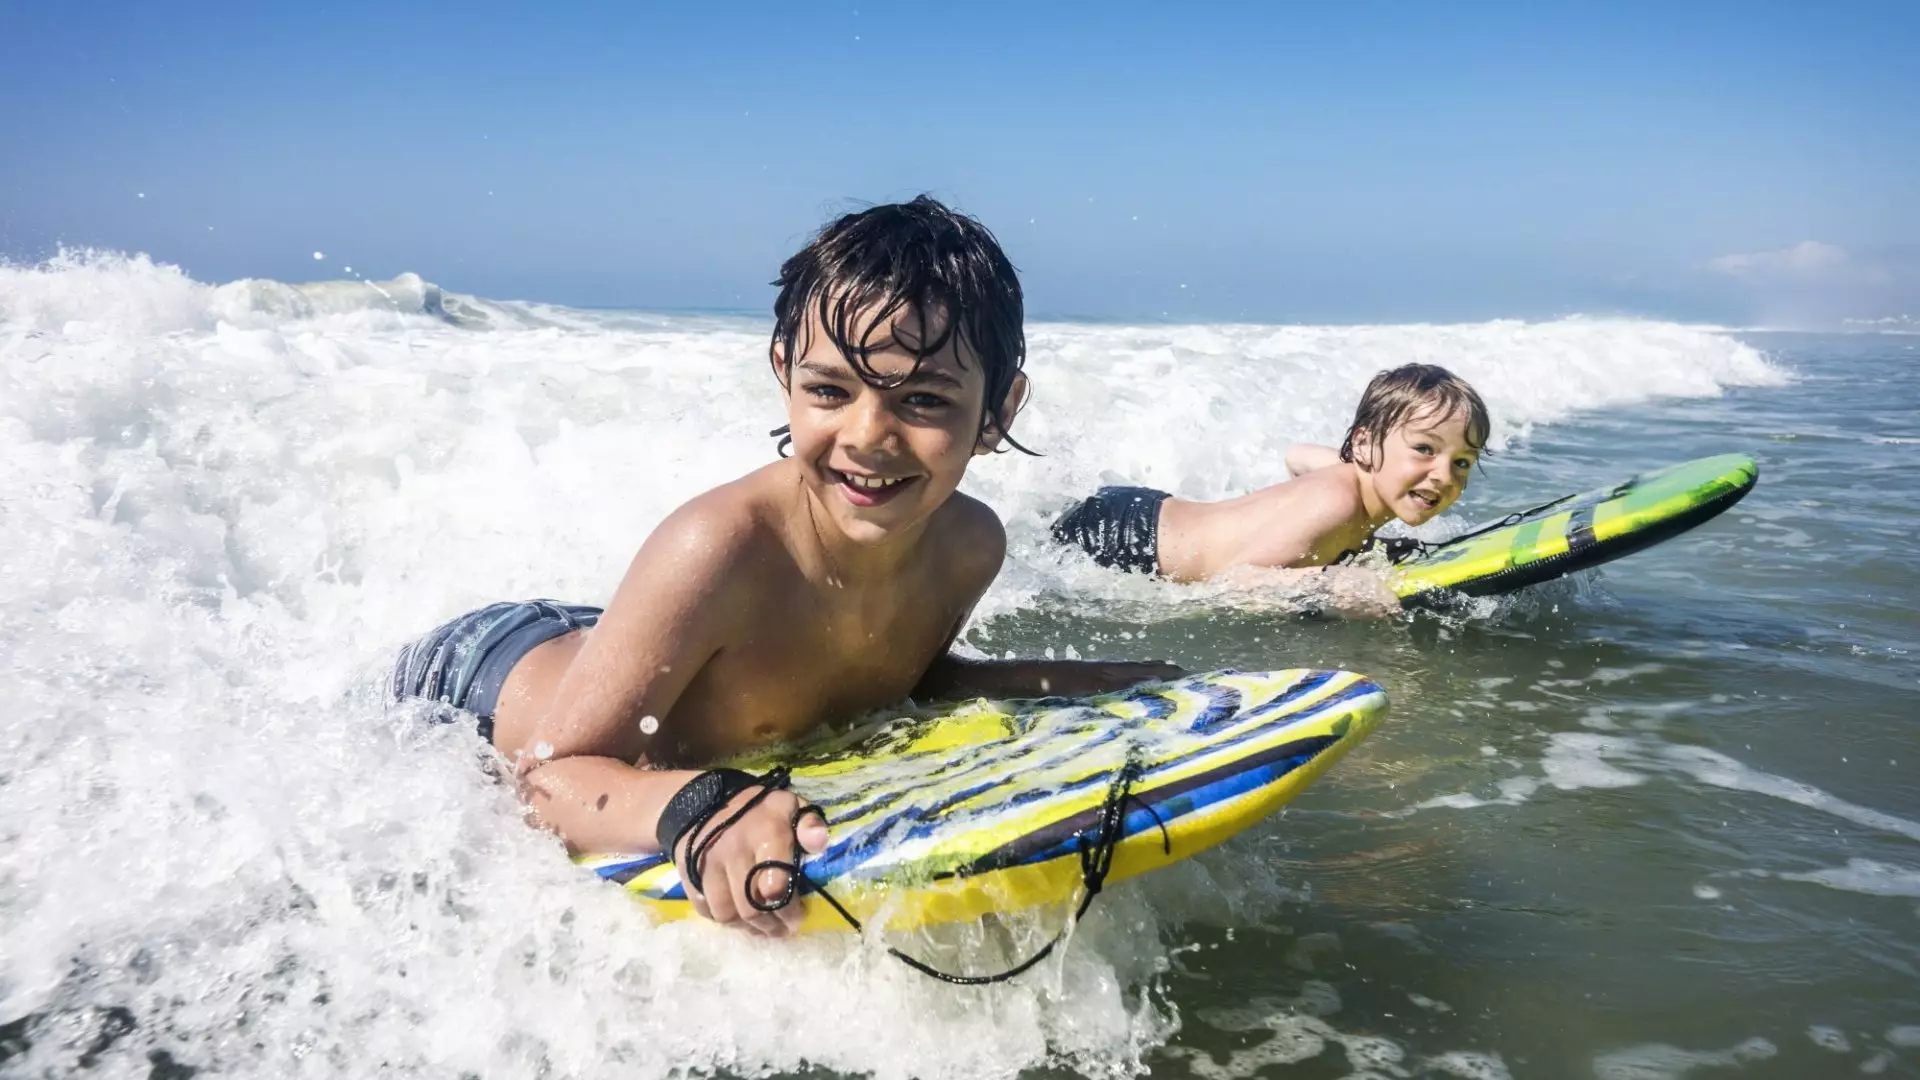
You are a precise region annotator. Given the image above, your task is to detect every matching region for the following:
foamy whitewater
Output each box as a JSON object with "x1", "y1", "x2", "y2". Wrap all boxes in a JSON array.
[{"x1": 7, "y1": 251, "x2": 1918, "y2": 1079}]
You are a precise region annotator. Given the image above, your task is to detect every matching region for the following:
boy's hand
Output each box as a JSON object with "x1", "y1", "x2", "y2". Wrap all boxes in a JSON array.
[
  {"x1": 1314, "y1": 565, "x2": 1404, "y2": 620},
  {"x1": 677, "y1": 788, "x2": 830, "y2": 938}
]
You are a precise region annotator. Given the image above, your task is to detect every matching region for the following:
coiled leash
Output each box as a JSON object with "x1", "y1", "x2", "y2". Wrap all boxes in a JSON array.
[
  {"x1": 655, "y1": 760, "x2": 1169, "y2": 985},
  {"x1": 1330, "y1": 534, "x2": 1436, "y2": 567}
]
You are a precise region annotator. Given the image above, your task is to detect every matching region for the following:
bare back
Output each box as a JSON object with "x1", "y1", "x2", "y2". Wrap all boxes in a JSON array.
[{"x1": 1154, "y1": 464, "x2": 1375, "y2": 581}]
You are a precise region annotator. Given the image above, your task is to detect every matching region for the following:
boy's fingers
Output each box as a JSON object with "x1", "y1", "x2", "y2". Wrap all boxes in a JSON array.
[
  {"x1": 701, "y1": 863, "x2": 740, "y2": 927},
  {"x1": 775, "y1": 895, "x2": 807, "y2": 935},
  {"x1": 749, "y1": 861, "x2": 794, "y2": 907},
  {"x1": 795, "y1": 813, "x2": 829, "y2": 855},
  {"x1": 743, "y1": 858, "x2": 794, "y2": 937}
]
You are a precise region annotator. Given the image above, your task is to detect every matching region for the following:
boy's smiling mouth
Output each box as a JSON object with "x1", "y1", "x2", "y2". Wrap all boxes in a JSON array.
[{"x1": 830, "y1": 467, "x2": 918, "y2": 507}]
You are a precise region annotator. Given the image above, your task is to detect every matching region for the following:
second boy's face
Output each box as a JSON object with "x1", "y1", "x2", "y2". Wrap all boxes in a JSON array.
[
  {"x1": 1359, "y1": 407, "x2": 1479, "y2": 526},
  {"x1": 779, "y1": 306, "x2": 995, "y2": 545}
]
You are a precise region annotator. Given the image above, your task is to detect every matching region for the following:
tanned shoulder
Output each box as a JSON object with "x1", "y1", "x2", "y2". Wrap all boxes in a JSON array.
[
  {"x1": 1296, "y1": 466, "x2": 1376, "y2": 561},
  {"x1": 932, "y1": 491, "x2": 1008, "y2": 594},
  {"x1": 1232, "y1": 468, "x2": 1372, "y2": 569},
  {"x1": 628, "y1": 475, "x2": 789, "y2": 613}
]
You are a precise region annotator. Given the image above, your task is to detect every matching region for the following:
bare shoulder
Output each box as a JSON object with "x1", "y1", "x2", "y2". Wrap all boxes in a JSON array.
[
  {"x1": 1292, "y1": 465, "x2": 1367, "y2": 521},
  {"x1": 928, "y1": 491, "x2": 1007, "y2": 588},
  {"x1": 1287, "y1": 467, "x2": 1374, "y2": 561},
  {"x1": 1243, "y1": 466, "x2": 1361, "y2": 527},
  {"x1": 645, "y1": 478, "x2": 767, "y2": 560},
  {"x1": 624, "y1": 465, "x2": 793, "y2": 601},
  {"x1": 1230, "y1": 466, "x2": 1370, "y2": 569}
]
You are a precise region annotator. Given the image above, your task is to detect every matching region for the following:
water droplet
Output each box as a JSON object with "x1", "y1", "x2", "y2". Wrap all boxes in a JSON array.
[
  {"x1": 312, "y1": 251, "x2": 325, "y2": 260},
  {"x1": 533, "y1": 741, "x2": 554, "y2": 760},
  {"x1": 638, "y1": 715, "x2": 660, "y2": 735}
]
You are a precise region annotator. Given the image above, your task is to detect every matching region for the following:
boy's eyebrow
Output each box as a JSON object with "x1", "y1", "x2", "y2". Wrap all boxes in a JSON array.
[
  {"x1": 1409, "y1": 427, "x2": 1479, "y2": 454},
  {"x1": 796, "y1": 358, "x2": 966, "y2": 390}
]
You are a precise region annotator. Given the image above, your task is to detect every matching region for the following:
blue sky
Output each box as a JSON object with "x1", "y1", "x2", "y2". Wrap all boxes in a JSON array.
[{"x1": 3, "y1": 2, "x2": 1915, "y2": 325}]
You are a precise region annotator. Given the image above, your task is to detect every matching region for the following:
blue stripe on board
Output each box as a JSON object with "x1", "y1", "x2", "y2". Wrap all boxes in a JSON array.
[
  {"x1": 978, "y1": 737, "x2": 1339, "y2": 871},
  {"x1": 814, "y1": 712, "x2": 1131, "y2": 823},
  {"x1": 813, "y1": 673, "x2": 1312, "y2": 820},
  {"x1": 804, "y1": 679, "x2": 1381, "y2": 884},
  {"x1": 1186, "y1": 681, "x2": 1245, "y2": 732}
]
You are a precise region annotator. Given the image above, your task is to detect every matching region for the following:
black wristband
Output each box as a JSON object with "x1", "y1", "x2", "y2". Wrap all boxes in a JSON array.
[{"x1": 655, "y1": 768, "x2": 758, "y2": 860}]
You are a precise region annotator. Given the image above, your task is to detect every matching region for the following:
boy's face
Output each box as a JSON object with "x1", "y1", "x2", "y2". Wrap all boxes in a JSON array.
[
  {"x1": 777, "y1": 305, "x2": 1006, "y2": 545},
  {"x1": 1356, "y1": 405, "x2": 1479, "y2": 526}
]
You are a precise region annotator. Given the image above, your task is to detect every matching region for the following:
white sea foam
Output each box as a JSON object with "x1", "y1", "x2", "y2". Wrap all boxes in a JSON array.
[
  {"x1": 1779, "y1": 859, "x2": 1920, "y2": 899},
  {"x1": 1592, "y1": 1037, "x2": 1778, "y2": 1080},
  {"x1": 0, "y1": 251, "x2": 1792, "y2": 1077},
  {"x1": 1808, "y1": 1025, "x2": 1853, "y2": 1053},
  {"x1": 1415, "y1": 730, "x2": 1920, "y2": 860}
]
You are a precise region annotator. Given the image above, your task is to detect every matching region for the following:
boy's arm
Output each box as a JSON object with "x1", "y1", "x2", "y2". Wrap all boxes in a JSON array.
[
  {"x1": 909, "y1": 497, "x2": 1184, "y2": 702},
  {"x1": 915, "y1": 653, "x2": 1185, "y2": 701},
  {"x1": 509, "y1": 496, "x2": 823, "y2": 936},
  {"x1": 1214, "y1": 563, "x2": 1403, "y2": 620},
  {"x1": 1285, "y1": 443, "x2": 1342, "y2": 477}
]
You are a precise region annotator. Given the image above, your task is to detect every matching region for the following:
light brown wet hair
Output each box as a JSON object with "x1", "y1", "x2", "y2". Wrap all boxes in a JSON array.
[{"x1": 1338, "y1": 363, "x2": 1491, "y2": 468}]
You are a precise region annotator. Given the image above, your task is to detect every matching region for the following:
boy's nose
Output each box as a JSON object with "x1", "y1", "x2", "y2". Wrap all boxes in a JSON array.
[{"x1": 843, "y1": 396, "x2": 899, "y2": 454}]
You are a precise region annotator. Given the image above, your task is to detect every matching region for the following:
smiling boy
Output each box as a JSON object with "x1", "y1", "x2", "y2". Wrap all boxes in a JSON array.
[
  {"x1": 391, "y1": 197, "x2": 1178, "y2": 937},
  {"x1": 1052, "y1": 364, "x2": 1490, "y2": 615}
]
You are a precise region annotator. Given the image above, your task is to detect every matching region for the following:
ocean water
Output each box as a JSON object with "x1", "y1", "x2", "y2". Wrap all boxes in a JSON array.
[{"x1": 2, "y1": 251, "x2": 1916, "y2": 1080}]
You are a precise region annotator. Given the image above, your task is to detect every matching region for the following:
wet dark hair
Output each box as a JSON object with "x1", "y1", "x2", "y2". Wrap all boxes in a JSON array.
[
  {"x1": 769, "y1": 195, "x2": 1032, "y2": 455},
  {"x1": 1338, "y1": 363, "x2": 1491, "y2": 468}
]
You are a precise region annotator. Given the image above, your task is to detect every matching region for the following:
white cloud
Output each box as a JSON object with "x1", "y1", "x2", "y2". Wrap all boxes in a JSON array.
[
  {"x1": 1699, "y1": 241, "x2": 1918, "y2": 328},
  {"x1": 1707, "y1": 240, "x2": 1848, "y2": 278}
]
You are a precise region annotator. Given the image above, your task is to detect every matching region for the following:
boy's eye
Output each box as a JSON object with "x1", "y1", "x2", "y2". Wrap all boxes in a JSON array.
[
  {"x1": 1454, "y1": 458, "x2": 1473, "y2": 470},
  {"x1": 804, "y1": 383, "x2": 849, "y2": 401},
  {"x1": 903, "y1": 392, "x2": 950, "y2": 409},
  {"x1": 1413, "y1": 443, "x2": 1434, "y2": 455}
]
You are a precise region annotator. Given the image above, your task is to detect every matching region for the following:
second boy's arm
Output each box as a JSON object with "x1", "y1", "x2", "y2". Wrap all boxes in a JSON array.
[
  {"x1": 1214, "y1": 563, "x2": 1402, "y2": 620},
  {"x1": 1285, "y1": 443, "x2": 1342, "y2": 477}
]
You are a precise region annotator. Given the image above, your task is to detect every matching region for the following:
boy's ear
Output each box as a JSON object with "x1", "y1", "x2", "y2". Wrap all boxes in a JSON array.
[
  {"x1": 769, "y1": 343, "x2": 791, "y2": 391},
  {"x1": 975, "y1": 373, "x2": 1030, "y2": 455},
  {"x1": 1350, "y1": 427, "x2": 1376, "y2": 472}
]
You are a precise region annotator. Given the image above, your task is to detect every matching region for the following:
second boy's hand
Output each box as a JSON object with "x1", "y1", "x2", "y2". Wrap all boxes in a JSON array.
[{"x1": 1215, "y1": 563, "x2": 1404, "y2": 620}]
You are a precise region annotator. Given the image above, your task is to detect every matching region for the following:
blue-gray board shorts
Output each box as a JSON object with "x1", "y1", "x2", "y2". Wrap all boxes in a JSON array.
[{"x1": 391, "y1": 600, "x2": 601, "y2": 742}]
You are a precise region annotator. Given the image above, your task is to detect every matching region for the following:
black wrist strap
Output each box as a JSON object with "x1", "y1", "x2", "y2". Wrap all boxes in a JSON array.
[
  {"x1": 645, "y1": 757, "x2": 1165, "y2": 987},
  {"x1": 655, "y1": 768, "x2": 757, "y2": 859}
]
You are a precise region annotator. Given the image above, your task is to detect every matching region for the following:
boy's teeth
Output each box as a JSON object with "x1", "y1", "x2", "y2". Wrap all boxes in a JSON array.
[{"x1": 846, "y1": 474, "x2": 903, "y2": 490}]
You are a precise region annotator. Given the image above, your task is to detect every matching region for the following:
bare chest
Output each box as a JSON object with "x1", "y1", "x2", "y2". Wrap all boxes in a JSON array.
[{"x1": 665, "y1": 588, "x2": 963, "y2": 762}]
